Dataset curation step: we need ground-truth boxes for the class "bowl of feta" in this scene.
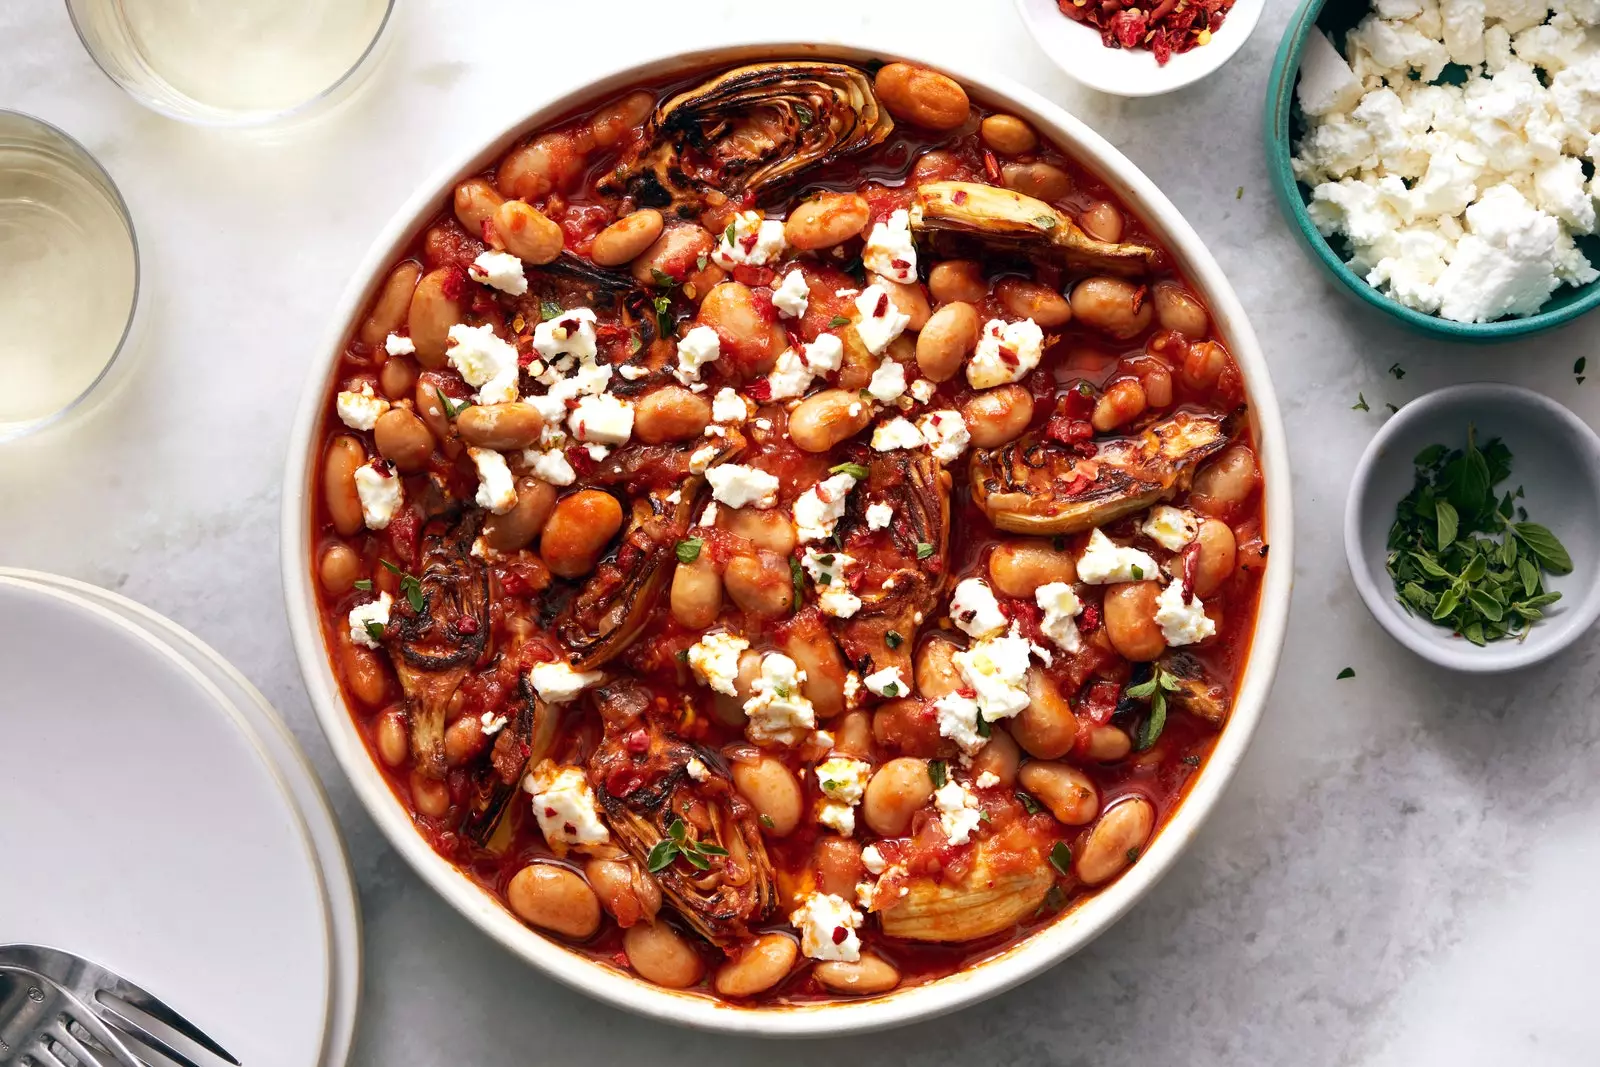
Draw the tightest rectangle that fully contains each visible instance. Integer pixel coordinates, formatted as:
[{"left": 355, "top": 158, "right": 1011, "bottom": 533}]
[{"left": 1267, "top": 0, "right": 1600, "bottom": 337}]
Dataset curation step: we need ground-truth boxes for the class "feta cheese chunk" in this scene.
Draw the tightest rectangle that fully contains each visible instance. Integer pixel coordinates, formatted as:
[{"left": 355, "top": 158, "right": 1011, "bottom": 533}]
[
  {"left": 1076, "top": 528, "right": 1160, "bottom": 585},
  {"left": 1036, "top": 582, "right": 1085, "bottom": 654},
  {"left": 743, "top": 652, "right": 816, "bottom": 746},
  {"left": 872, "top": 416, "right": 925, "bottom": 451},
  {"left": 384, "top": 333, "right": 416, "bottom": 356},
  {"left": 479, "top": 711, "right": 509, "bottom": 736},
  {"left": 917, "top": 409, "right": 971, "bottom": 464},
  {"left": 816, "top": 756, "right": 872, "bottom": 805},
  {"left": 862, "top": 666, "right": 908, "bottom": 698},
  {"left": 526, "top": 447, "right": 576, "bottom": 486},
  {"left": 1298, "top": 29, "right": 1365, "bottom": 116},
  {"left": 470, "top": 250, "right": 529, "bottom": 295},
  {"left": 688, "top": 444, "right": 720, "bottom": 474},
  {"left": 524, "top": 761, "right": 610, "bottom": 850},
  {"left": 790, "top": 892, "right": 863, "bottom": 962},
  {"left": 687, "top": 631, "right": 750, "bottom": 696},
  {"left": 967, "top": 319, "right": 1044, "bottom": 389},
  {"left": 948, "top": 577, "right": 1007, "bottom": 638},
  {"left": 686, "top": 757, "right": 710, "bottom": 782},
  {"left": 862, "top": 208, "right": 918, "bottom": 284},
  {"left": 861, "top": 844, "right": 888, "bottom": 875},
  {"left": 528, "top": 662, "right": 604, "bottom": 703},
  {"left": 854, "top": 285, "right": 911, "bottom": 355},
  {"left": 711, "top": 210, "right": 787, "bottom": 268},
  {"left": 803, "top": 332, "right": 844, "bottom": 373},
  {"left": 909, "top": 378, "right": 936, "bottom": 404},
  {"left": 952, "top": 625, "right": 1033, "bottom": 721},
  {"left": 336, "top": 382, "right": 390, "bottom": 431},
  {"left": 707, "top": 463, "right": 780, "bottom": 509},
  {"left": 801, "top": 549, "right": 862, "bottom": 618},
  {"left": 348, "top": 593, "right": 392, "bottom": 650},
  {"left": 568, "top": 393, "right": 634, "bottom": 445},
  {"left": 934, "top": 781, "right": 983, "bottom": 846},
  {"left": 793, "top": 472, "right": 858, "bottom": 543},
  {"left": 675, "top": 325, "right": 722, "bottom": 385},
  {"left": 934, "top": 693, "right": 987, "bottom": 755},
  {"left": 818, "top": 801, "right": 857, "bottom": 836},
  {"left": 867, "top": 358, "right": 907, "bottom": 403},
  {"left": 766, "top": 348, "right": 815, "bottom": 401},
  {"left": 712, "top": 387, "right": 748, "bottom": 424},
  {"left": 772, "top": 268, "right": 810, "bottom": 318},
  {"left": 866, "top": 502, "right": 894, "bottom": 530},
  {"left": 467, "top": 446, "right": 517, "bottom": 514},
  {"left": 353, "top": 460, "right": 403, "bottom": 530},
  {"left": 1154, "top": 581, "right": 1217, "bottom": 646},
  {"left": 532, "top": 308, "right": 598, "bottom": 363},
  {"left": 447, "top": 323, "right": 521, "bottom": 405},
  {"left": 1141, "top": 505, "right": 1200, "bottom": 551}
]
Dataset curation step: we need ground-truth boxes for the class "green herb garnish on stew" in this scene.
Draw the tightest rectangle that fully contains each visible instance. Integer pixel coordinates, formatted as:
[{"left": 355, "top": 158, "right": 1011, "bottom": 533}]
[
  {"left": 916, "top": 542, "right": 934, "bottom": 559},
  {"left": 928, "top": 759, "right": 948, "bottom": 790},
  {"left": 1127, "top": 666, "right": 1181, "bottom": 750},
  {"left": 829, "top": 461, "right": 870, "bottom": 480},
  {"left": 827, "top": 314, "right": 851, "bottom": 328},
  {"left": 675, "top": 538, "right": 703, "bottom": 564},
  {"left": 380, "top": 559, "right": 426, "bottom": 613},
  {"left": 646, "top": 817, "right": 728, "bottom": 873},
  {"left": 1386, "top": 426, "right": 1571, "bottom": 645},
  {"left": 353, "top": 579, "right": 373, "bottom": 592},
  {"left": 1048, "top": 841, "right": 1072, "bottom": 876}
]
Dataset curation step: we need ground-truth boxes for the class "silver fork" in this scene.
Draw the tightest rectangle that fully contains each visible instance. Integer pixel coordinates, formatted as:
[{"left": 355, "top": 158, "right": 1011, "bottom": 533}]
[{"left": 0, "top": 947, "right": 238, "bottom": 1067}]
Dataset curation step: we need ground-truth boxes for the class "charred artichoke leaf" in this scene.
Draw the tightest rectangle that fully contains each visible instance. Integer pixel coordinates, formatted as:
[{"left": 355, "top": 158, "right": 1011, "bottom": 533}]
[
  {"left": 971, "top": 409, "right": 1230, "bottom": 535},
  {"left": 602, "top": 62, "right": 893, "bottom": 214},
  {"left": 1160, "top": 650, "right": 1229, "bottom": 727},
  {"left": 911, "top": 181, "right": 1158, "bottom": 277},
  {"left": 464, "top": 673, "right": 559, "bottom": 849},
  {"left": 878, "top": 841, "right": 1053, "bottom": 942}
]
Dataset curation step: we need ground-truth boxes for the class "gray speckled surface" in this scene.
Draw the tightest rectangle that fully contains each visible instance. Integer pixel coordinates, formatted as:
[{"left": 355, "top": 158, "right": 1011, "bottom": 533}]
[{"left": 4, "top": 0, "right": 1600, "bottom": 1062}]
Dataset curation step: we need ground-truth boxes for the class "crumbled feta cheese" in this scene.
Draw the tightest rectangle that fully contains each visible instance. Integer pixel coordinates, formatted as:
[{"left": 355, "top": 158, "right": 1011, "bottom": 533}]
[
  {"left": 917, "top": 409, "right": 971, "bottom": 465},
  {"left": 861, "top": 844, "right": 888, "bottom": 875},
  {"left": 952, "top": 624, "right": 1033, "bottom": 721},
  {"left": 687, "top": 631, "right": 750, "bottom": 696},
  {"left": 617, "top": 363, "right": 650, "bottom": 381},
  {"left": 348, "top": 593, "right": 391, "bottom": 649},
  {"left": 467, "top": 447, "right": 518, "bottom": 514},
  {"left": 866, "top": 502, "right": 894, "bottom": 530},
  {"left": 790, "top": 891, "right": 862, "bottom": 962},
  {"left": 766, "top": 348, "right": 815, "bottom": 401},
  {"left": 816, "top": 756, "right": 872, "bottom": 805},
  {"left": 967, "top": 319, "right": 1044, "bottom": 389},
  {"left": 803, "top": 332, "right": 844, "bottom": 373},
  {"left": 909, "top": 378, "right": 937, "bottom": 404},
  {"left": 802, "top": 549, "right": 862, "bottom": 618},
  {"left": 934, "top": 692, "right": 987, "bottom": 755},
  {"left": 862, "top": 209, "right": 918, "bottom": 284},
  {"left": 862, "top": 666, "right": 908, "bottom": 698},
  {"left": 479, "top": 711, "right": 509, "bottom": 736},
  {"left": 793, "top": 472, "right": 858, "bottom": 543},
  {"left": 526, "top": 447, "right": 576, "bottom": 486},
  {"left": 711, "top": 210, "right": 788, "bottom": 268},
  {"left": 699, "top": 501, "right": 719, "bottom": 527},
  {"left": 1154, "top": 581, "right": 1217, "bottom": 646},
  {"left": 706, "top": 463, "right": 779, "bottom": 509},
  {"left": 675, "top": 325, "right": 722, "bottom": 385},
  {"left": 974, "top": 770, "right": 1001, "bottom": 789},
  {"left": 772, "top": 268, "right": 810, "bottom": 318},
  {"left": 867, "top": 358, "right": 907, "bottom": 403},
  {"left": 743, "top": 652, "right": 816, "bottom": 746},
  {"left": 853, "top": 285, "right": 911, "bottom": 355},
  {"left": 354, "top": 460, "right": 403, "bottom": 529},
  {"left": 1036, "top": 582, "right": 1084, "bottom": 654},
  {"left": 686, "top": 757, "right": 711, "bottom": 782},
  {"left": 934, "top": 780, "right": 983, "bottom": 846},
  {"left": 818, "top": 801, "right": 856, "bottom": 836},
  {"left": 872, "top": 416, "right": 925, "bottom": 451},
  {"left": 1076, "top": 528, "right": 1160, "bottom": 584},
  {"left": 532, "top": 308, "right": 598, "bottom": 363},
  {"left": 447, "top": 323, "right": 521, "bottom": 405},
  {"left": 568, "top": 393, "right": 634, "bottom": 445},
  {"left": 470, "top": 250, "right": 529, "bottom": 295},
  {"left": 948, "top": 577, "right": 1007, "bottom": 638},
  {"left": 528, "top": 662, "right": 604, "bottom": 703},
  {"left": 712, "top": 387, "right": 747, "bottom": 424},
  {"left": 336, "top": 382, "right": 390, "bottom": 431},
  {"left": 384, "top": 333, "right": 415, "bottom": 356},
  {"left": 523, "top": 761, "right": 610, "bottom": 850},
  {"left": 688, "top": 444, "right": 720, "bottom": 474},
  {"left": 1298, "top": 29, "right": 1366, "bottom": 116},
  {"left": 1141, "top": 505, "right": 1200, "bottom": 551}
]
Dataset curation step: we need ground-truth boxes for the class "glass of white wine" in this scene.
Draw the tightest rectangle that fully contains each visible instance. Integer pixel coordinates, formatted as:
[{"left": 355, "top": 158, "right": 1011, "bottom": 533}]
[
  {"left": 0, "top": 111, "right": 139, "bottom": 443},
  {"left": 64, "top": 0, "right": 395, "bottom": 126}
]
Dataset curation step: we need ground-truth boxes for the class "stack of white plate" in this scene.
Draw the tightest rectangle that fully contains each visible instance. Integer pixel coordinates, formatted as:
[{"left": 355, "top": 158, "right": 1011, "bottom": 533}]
[{"left": 0, "top": 569, "right": 359, "bottom": 1067}]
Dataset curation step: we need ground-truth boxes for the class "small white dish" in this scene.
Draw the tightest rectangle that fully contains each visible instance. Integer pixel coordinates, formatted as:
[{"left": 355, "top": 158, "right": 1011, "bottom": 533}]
[
  {"left": 0, "top": 577, "right": 340, "bottom": 1066},
  {"left": 1014, "top": 0, "right": 1265, "bottom": 97},
  {"left": 0, "top": 569, "right": 362, "bottom": 1067},
  {"left": 1344, "top": 384, "right": 1600, "bottom": 673}
]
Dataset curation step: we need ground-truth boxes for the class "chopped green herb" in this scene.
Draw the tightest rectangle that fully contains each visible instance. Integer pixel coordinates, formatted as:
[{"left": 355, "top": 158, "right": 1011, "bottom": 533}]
[
  {"left": 975, "top": 717, "right": 991, "bottom": 738},
  {"left": 353, "top": 579, "right": 373, "bottom": 592},
  {"left": 794, "top": 102, "right": 814, "bottom": 126},
  {"left": 827, "top": 314, "right": 851, "bottom": 328},
  {"left": 1126, "top": 847, "right": 1141, "bottom": 863},
  {"left": 696, "top": 253, "right": 708, "bottom": 272},
  {"left": 1386, "top": 403, "right": 1400, "bottom": 414},
  {"left": 379, "top": 560, "right": 426, "bottom": 613},
  {"left": 1131, "top": 564, "right": 1144, "bottom": 580},
  {"left": 916, "top": 542, "right": 934, "bottom": 559},
  {"left": 650, "top": 267, "right": 676, "bottom": 289},
  {"left": 540, "top": 300, "right": 564, "bottom": 321},
  {"left": 1336, "top": 667, "right": 1356, "bottom": 680},
  {"left": 1576, "top": 356, "right": 1587, "bottom": 381},
  {"left": 885, "top": 630, "right": 903, "bottom": 649},
  {"left": 1016, "top": 791, "right": 1044, "bottom": 815},
  {"left": 1042, "top": 885, "right": 1067, "bottom": 912},
  {"left": 789, "top": 556, "right": 804, "bottom": 613},
  {"left": 722, "top": 221, "right": 737, "bottom": 248},
  {"left": 1049, "top": 841, "right": 1072, "bottom": 876},
  {"left": 928, "top": 759, "right": 948, "bottom": 790},
  {"left": 1389, "top": 363, "right": 1406, "bottom": 380},
  {"left": 882, "top": 682, "right": 900, "bottom": 697},
  {"left": 364, "top": 621, "right": 385, "bottom": 643},
  {"left": 1235, "top": 186, "right": 1244, "bottom": 199},
  {"left": 648, "top": 817, "right": 726, "bottom": 872},
  {"left": 435, "top": 387, "right": 471, "bottom": 420},
  {"left": 1128, "top": 666, "right": 1174, "bottom": 750},
  {"left": 829, "top": 461, "right": 870, "bottom": 480},
  {"left": 675, "top": 538, "right": 703, "bottom": 564},
  {"left": 1352, "top": 393, "right": 1371, "bottom": 412},
  {"left": 627, "top": 333, "right": 642, "bottom": 355},
  {"left": 760, "top": 813, "right": 775, "bottom": 829},
  {"left": 1033, "top": 213, "right": 1058, "bottom": 230}
]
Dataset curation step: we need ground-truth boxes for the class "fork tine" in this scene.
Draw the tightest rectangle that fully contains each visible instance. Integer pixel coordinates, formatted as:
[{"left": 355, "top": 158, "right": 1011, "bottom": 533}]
[
  {"left": 91, "top": 1004, "right": 205, "bottom": 1067},
  {"left": 90, "top": 986, "right": 237, "bottom": 1066},
  {"left": 48, "top": 1023, "right": 112, "bottom": 1067}
]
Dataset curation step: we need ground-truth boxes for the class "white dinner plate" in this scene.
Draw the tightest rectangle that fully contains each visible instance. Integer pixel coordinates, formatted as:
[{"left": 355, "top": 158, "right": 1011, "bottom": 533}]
[
  {"left": 0, "top": 576, "right": 336, "bottom": 1067},
  {"left": 0, "top": 569, "right": 363, "bottom": 1067}
]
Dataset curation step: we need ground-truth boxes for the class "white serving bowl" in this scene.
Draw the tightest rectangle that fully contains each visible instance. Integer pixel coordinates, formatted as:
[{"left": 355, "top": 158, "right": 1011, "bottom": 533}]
[
  {"left": 281, "top": 40, "right": 1294, "bottom": 1036},
  {"left": 1014, "top": 0, "right": 1266, "bottom": 97}
]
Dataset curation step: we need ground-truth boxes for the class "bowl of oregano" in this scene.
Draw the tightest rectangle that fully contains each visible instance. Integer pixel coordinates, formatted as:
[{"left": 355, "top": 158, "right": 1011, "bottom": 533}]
[{"left": 1345, "top": 384, "right": 1600, "bottom": 672}]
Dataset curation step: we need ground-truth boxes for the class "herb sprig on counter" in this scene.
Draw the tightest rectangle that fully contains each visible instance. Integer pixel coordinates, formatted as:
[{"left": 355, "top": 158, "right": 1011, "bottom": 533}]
[{"left": 1386, "top": 427, "right": 1571, "bottom": 645}]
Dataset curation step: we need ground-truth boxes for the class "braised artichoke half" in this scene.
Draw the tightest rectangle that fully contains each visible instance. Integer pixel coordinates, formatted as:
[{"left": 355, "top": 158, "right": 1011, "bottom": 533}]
[
  {"left": 832, "top": 451, "right": 951, "bottom": 679},
  {"left": 463, "top": 673, "right": 559, "bottom": 849},
  {"left": 1159, "top": 651, "right": 1230, "bottom": 727},
  {"left": 589, "top": 683, "right": 776, "bottom": 946},
  {"left": 878, "top": 837, "right": 1053, "bottom": 942},
  {"left": 911, "top": 181, "right": 1158, "bottom": 277},
  {"left": 971, "top": 409, "right": 1230, "bottom": 535},
  {"left": 601, "top": 62, "right": 893, "bottom": 215},
  {"left": 387, "top": 514, "right": 491, "bottom": 779}
]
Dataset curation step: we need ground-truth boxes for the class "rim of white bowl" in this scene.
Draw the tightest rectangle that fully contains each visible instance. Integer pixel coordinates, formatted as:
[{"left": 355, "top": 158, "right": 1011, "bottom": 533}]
[
  {"left": 280, "top": 39, "right": 1295, "bottom": 1036},
  {"left": 1012, "top": 0, "right": 1267, "bottom": 97}
]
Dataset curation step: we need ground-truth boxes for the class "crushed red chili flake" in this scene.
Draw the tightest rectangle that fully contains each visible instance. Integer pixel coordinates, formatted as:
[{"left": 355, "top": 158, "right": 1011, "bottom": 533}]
[
  {"left": 873, "top": 292, "right": 889, "bottom": 316},
  {"left": 952, "top": 189, "right": 968, "bottom": 205},
  {"left": 1078, "top": 603, "right": 1102, "bottom": 633},
  {"left": 439, "top": 264, "right": 468, "bottom": 301},
  {"left": 831, "top": 926, "right": 849, "bottom": 945},
  {"left": 1056, "top": 0, "right": 1235, "bottom": 66}
]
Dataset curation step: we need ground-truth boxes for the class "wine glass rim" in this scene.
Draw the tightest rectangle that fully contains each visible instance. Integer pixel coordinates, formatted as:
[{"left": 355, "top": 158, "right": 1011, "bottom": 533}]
[
  {"left": 0, "top": 108, "right": 142, "bottom": 443},
  {"left": 61, "top": 0, "right": 398, "bottom": 128}
]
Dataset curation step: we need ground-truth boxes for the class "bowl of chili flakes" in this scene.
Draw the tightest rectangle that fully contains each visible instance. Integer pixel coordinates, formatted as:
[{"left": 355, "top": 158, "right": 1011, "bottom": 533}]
[{"left": 1015, "top": 0, "right": 1266, "bottom": 97}]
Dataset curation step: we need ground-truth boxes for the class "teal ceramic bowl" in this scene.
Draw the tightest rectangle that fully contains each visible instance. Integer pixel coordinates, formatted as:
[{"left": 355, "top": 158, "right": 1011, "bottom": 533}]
[{"left": 1264, "top": 0, "right": 1600, "bottom": 342}]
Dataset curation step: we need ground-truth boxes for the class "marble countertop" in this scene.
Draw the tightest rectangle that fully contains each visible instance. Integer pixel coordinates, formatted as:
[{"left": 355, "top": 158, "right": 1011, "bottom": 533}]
[{"left": 5, "top": 0, "right": 1599, "bottom": 1062}]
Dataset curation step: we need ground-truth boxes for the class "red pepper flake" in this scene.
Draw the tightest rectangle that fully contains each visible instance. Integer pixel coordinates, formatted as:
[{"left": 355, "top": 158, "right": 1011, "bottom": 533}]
[
  {"left": 744, "top": 378, "right": 772, "bottom": 403},
  {"left": 998, "top": 344, "right": 1019, "bottom": 367},
  {"left": 543, "top": 806, "right": 557, "bottom": 818},
  {"left": 983, "top": 149, "right": 1002, "bottom": 185},
  {"left": 457, "top": 615, "right": 479, "bottom": 635},
  {"left": 874, "top": 292, "right": 889, "bottom": 317},
  {"left": 831, "top": 926, "right": 848, "bottom": 945},
  {"left": 439, "top": 265, "right": 468, "bottom": 301},
  {"left": 1057, "top": 0, "right": 1235, "bottom": 66},
  {"left": 952, "top": 189, "right": 968, "bottom": 206},
  {"left": 890, "top": 258, "right": 910, "bottom": 271},
  {"left": 1078, "top": 603, "right": 1101, "bottom": 634}
]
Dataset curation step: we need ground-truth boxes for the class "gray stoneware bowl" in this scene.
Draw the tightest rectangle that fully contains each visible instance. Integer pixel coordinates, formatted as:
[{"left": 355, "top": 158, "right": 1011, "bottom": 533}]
[{"left": 1345, "top": 384, "right": 1600, "bottom": 672}]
